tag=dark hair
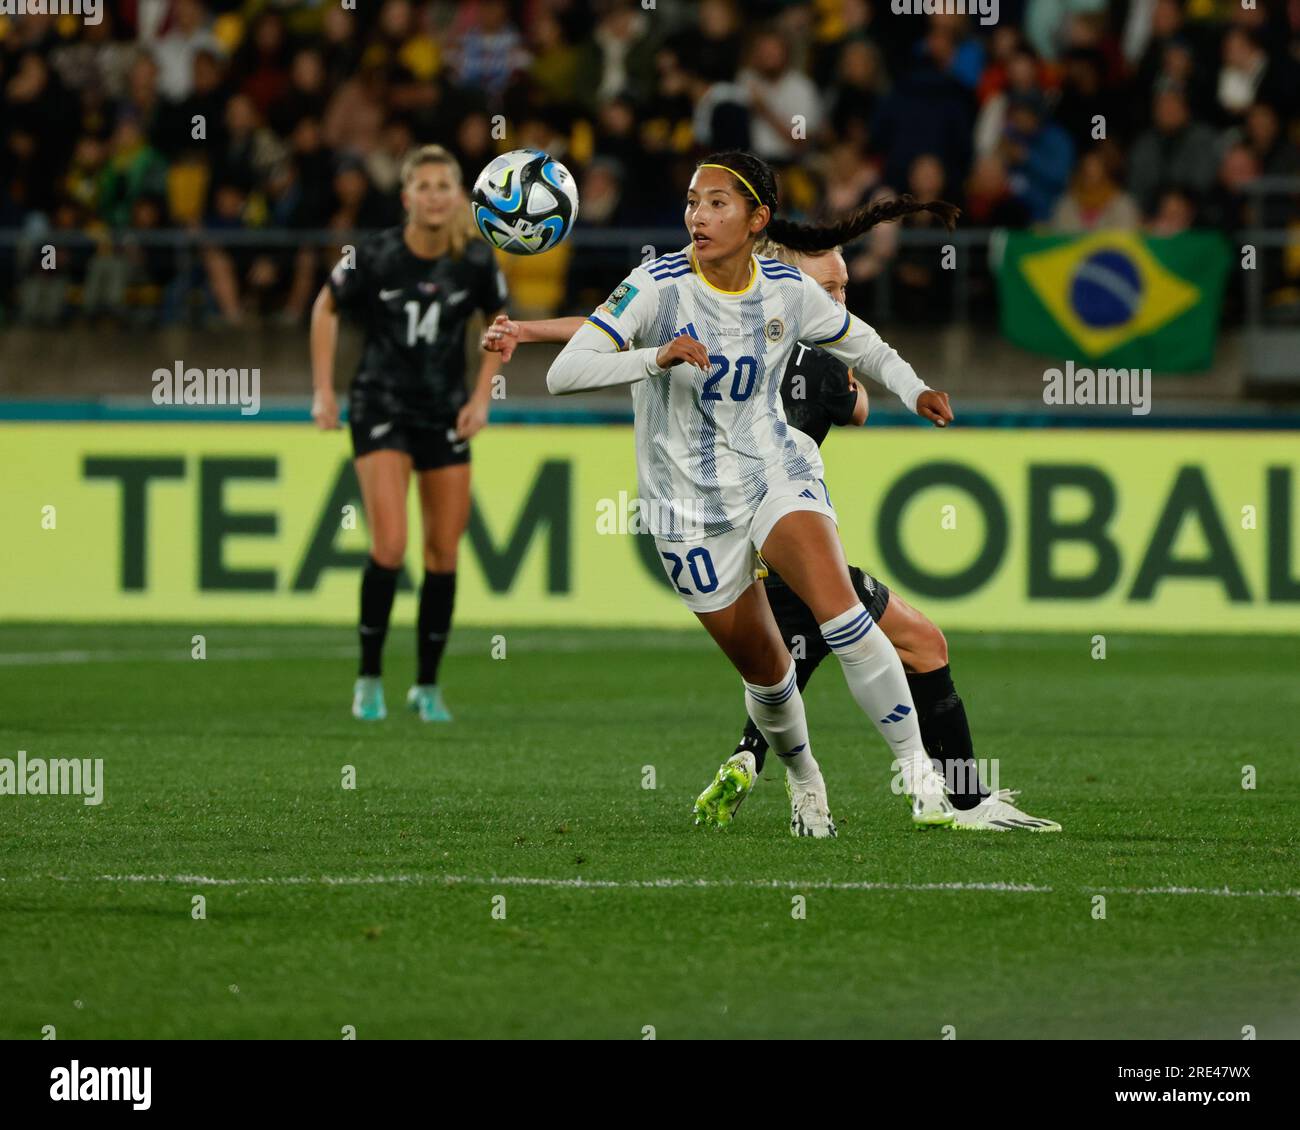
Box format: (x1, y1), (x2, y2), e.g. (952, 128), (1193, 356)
(698, 150), (960, 253)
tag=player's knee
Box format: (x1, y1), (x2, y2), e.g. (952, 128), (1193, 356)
(370, 538), (406, 570)
(423, 542), (457, 572)
(919, 621), (948, 668)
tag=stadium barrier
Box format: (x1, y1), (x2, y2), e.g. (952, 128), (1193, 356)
(5, 422), (1297, 632)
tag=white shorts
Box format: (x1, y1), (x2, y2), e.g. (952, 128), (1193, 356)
(652, 477), (837, 614)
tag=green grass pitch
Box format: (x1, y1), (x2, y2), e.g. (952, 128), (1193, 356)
(1, 623), (1296, 1040)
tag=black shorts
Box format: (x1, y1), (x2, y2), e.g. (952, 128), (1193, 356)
(764, 565), (891, 655)
(349, 418), (470, 471)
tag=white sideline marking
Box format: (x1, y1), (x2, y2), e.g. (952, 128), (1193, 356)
(5, 874), (1298, 898)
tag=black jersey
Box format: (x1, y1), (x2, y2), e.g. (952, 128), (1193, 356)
(329, 227), (507, 426)
(779, 340), (859, 448)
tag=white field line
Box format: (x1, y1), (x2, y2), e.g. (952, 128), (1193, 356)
(3, 874), (1298, 898)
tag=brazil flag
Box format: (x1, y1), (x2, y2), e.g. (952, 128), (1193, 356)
(998, 231), (1231, 372)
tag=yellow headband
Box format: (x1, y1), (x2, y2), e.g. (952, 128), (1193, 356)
(698, 163), (767, 209)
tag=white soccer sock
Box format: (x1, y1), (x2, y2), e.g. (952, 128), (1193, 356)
(819, 603), (931, 785)
(743, 660), (820, 786)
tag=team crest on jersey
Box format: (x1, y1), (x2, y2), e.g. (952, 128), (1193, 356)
(602, 283), (639, 318)
(765, 318), (785, 343)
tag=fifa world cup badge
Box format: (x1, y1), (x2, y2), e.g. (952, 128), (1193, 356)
(603, 283), (639, 318)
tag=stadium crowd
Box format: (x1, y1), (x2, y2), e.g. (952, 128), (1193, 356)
(1, 0), (1296, 326)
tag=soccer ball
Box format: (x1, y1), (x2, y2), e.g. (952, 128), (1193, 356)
(470, 149), (579, 255)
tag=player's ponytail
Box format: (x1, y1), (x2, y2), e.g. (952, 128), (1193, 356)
(401, 143), (475, 257)
(698, 151), (960, 253)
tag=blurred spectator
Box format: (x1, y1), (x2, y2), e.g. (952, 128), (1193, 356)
(892, 153), (956, 322)
(579, 0), (657, 108)
(449, 111), (495, 183)
(270, 49), (330, 138)
(964, 153), (1031, 227)
(527, 11), (582, 107)
(672, 0), (743, 85)
(1055, 46), (1128, 151)
(690, 70), (751, 155)
(234, 10), (292, 119)
(825, 37), (888, 151)
(449, 0), (528, 106)
(1025, 0), (1109, 62)
(1127, 85), (1218, 214)
(209, 94), (287, 207)
(1000, 92), (1074, 222)
(975, 45), (1047, 158)
(98, 120), (168, 230)
(321, 3), (364, 90)
(366, 120), (417, 195)
(17, 198), (89, 326)
(1048, 147), (1141, 232)
(874, 24), (974, 190)
(819, 140), (881, 217)
(1145, 187), (1198, 236)
(1239, 103), (1300, 178)
(5, 51), (75, 211)
(1202, 143), (1262, 231)
(152, 0), (223, 102)
(736, 28), (823, 166)
(1217, 27), (1296, 127)
(155, 49), (229, 159)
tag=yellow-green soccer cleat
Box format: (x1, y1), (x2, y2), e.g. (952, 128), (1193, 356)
(351, 677), (387, 721)
(952, 789), (1061, 832)
(406, 684), (452, 722)
(693, 750), (757, 829)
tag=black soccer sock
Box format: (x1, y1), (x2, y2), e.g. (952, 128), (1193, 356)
(906, 665), (988, 811)
(416, 570), (456, 686)
(737, 723), (767, 772)
(738, 641), (828, 775)
(359, 557), (401, 677)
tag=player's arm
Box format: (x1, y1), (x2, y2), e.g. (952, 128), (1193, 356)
(457, 308), (506, 440)
(547, 271), (707, 394)
(801, 278), (953, 426)
(481, 315), (585, 362)
(850, 376), (869, 426)
(309, 284), (341, 430)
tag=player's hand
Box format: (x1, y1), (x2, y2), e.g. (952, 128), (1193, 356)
(655, 335), (710, 372)
(481, 314), (520, 362)
(916, 389), (954, 428)
(456, 394), (489, 441)
(311, 390), (341, 430)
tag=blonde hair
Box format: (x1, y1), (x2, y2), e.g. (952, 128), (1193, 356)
(400, 144), (474, 257)
(754, 237), (843, 268)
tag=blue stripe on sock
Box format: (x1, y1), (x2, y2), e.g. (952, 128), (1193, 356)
(825, 614), (875, 650)
(822, 610), (870, 644)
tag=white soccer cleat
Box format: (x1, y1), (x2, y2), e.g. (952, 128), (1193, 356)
(786, 771), (837, 839)
(895, 753), (956, 829)
(952, 789), (1061, 832)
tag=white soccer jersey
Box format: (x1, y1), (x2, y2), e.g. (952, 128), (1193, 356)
(547, 249), (931, 541)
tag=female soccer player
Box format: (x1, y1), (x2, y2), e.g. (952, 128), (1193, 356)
(310, 144), (507, 722)
(544, 151), (959, 837)
(484, 243), (1059, 834)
